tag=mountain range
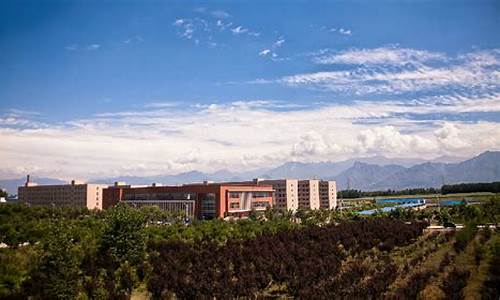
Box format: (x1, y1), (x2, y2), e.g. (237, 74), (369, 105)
(1, 151), (498, 195)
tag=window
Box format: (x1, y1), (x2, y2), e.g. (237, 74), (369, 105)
(253, 192), (271, 198)
(229, 192), (240, 198)
(252, 201), (270, 208)
(230, 202), (240, 209)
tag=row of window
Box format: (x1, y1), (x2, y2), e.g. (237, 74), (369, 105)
(228, 192), (272, 198)
(229, 200), (271, 209)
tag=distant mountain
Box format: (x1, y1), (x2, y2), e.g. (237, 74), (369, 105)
(333, 162), (406, 190)
(0, 177), (66, 195)
(2, 151), (498, 194)
(260, 156), (425, 180)
(430, 155), (468, 164)
(94, 170), (248, 186)
(355, 156), (426, 167)
(261, 161), (348, 179)
(342, 151), (500, 191)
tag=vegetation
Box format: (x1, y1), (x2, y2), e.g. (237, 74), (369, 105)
(442, 181), (500, 194)
(0, 196), (499, 299)
(338, 187), (440, 199)
(148, 218), (426, 298)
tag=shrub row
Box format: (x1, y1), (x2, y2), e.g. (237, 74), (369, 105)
(148, 218), (427, 298)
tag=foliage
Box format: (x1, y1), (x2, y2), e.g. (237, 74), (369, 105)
(0, 247), (31, 298)
(0, 203), (92, 246)
(483, 234), (500, 299)
(21, 222), (84, 299)
(441, 267), (470, 300)
(338, 187), (440, 199)
(454, 223), (478, 252)
(442, 181), (500, 194)
(147, 218), (426, 298)
(0, 199), (499, 299)
(99, 204), (147, 266)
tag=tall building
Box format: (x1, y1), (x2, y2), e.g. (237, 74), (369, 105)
(18, 176), (108, 210)
(298, 180), (321, 209)
(319, 180), (337, 209)
(252, 178), (337, 211)
(258, 179), (298, 211)
(103, 181), (274, 219)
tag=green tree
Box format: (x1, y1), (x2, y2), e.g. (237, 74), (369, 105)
(100, 204), (147, 266)
(22, 222), (83, 299)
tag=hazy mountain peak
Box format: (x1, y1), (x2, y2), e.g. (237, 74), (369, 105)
(2, 151), (499, 194)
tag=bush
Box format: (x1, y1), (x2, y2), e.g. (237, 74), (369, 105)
(454, 223), (477, 252)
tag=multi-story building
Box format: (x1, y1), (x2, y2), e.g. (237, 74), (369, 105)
(103, 181), (274, 219)
(257, 179), (298, 211)
(18, 176), (107, 210)
(319, 180), (337, 209)
(298, 180), (321, 209)
(251, 178), (337, 211)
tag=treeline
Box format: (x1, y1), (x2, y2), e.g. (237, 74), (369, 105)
(338, 187), (440, 199)
(338, 181), (500, 199)
(442, 181), (500, 194)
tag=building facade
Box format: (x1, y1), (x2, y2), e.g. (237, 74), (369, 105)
(298, 180), (321, 209)
(251, 178), (337, 211)
(103, 182), (274, 219)
(257, 179), (299, 211)
(319, 180), (337, 209)
(18, 178), (107, 210)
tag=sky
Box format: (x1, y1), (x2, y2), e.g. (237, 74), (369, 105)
(0, 0), (499, 180)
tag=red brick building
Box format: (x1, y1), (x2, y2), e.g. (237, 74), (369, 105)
(103, 182), (274, 219)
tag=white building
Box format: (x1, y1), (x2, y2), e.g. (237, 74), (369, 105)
(254, 178), (337, 211)
(18, 176), (108, 210)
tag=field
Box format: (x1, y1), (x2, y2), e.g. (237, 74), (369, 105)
(0, 198), (499, 299)
(341, 192), (498, 206)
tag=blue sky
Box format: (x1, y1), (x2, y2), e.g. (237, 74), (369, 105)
(0, 0), (499, 179)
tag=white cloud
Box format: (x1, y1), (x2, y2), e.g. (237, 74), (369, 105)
(123, 36), (143, 44)
(278, 47), (500, 95)
(313, 46), (446, 65)
(144, 102), (180, 109)
(434, 123), (469, 151)
(211, 10), (230, 19)
(338, 28), (352, 35)
(1, 96), (499, 180)
(259, 49), (271, 56)
(273, 37), (285, 48)
(358, 126), (438, 154)
(291, 131), (334, 157)
(327, 27), (352, 35)
(231, 26), (248, 35)
(216, 19), (233, 30)
(259, 36), (286, 59)
(86, 44), (100, 50)
(173, 19), (185, 26)
(173, 15), (258, 47)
